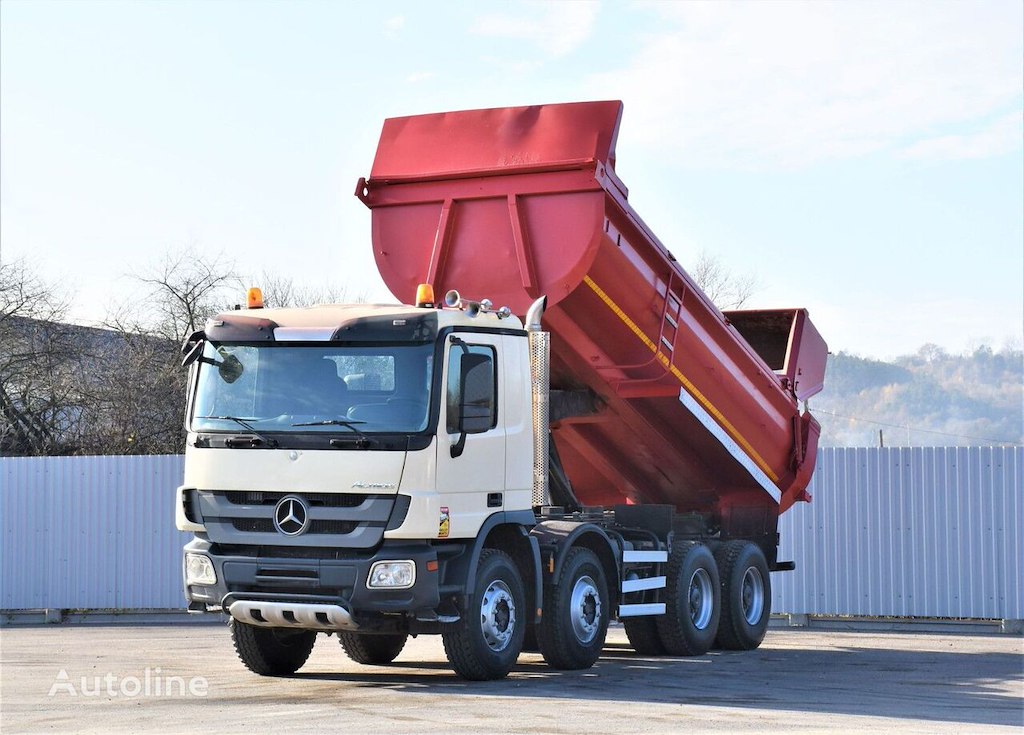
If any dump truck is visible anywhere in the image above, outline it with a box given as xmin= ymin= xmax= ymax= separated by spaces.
xmin=176 ymin=101 xmax=828 ymax=680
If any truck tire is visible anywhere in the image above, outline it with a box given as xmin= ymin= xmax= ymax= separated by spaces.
xmin=442 ymin=548 xmax=525 ymax=680
xmin=624 ymin=618 xmax=666 ymax=655
xmin=656 ymin=541 xmax=720 ymax=656
xmin=537 ymin=547 xmax=609 ymax=670
xmin=714 ymin=540 xmax=771 ymax=650
xmin=521 ymin=624 xmax=540 ymax=653
xmin=230 ymin=619 xmax=317 ymax=676
xmin=337 ymin=632 xmax=408 ymax=665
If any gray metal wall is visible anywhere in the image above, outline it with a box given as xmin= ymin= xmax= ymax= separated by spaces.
xmin=1 ymin=455 xmax=189 ymax=609
xmin=773 ymin=446 xmax=1023 ymax=619
xmin=1 ymin=448 xmax=1021 ymax=618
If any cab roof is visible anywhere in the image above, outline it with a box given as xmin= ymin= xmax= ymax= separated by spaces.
xmin=205 ymin=302 xmax=523 ymax=343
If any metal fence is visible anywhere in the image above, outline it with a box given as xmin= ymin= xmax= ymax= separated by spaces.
xmin=1 ymin=448 xmax=1021 ymax=619
xmin=1 ymin=455 xmax=189 ymax=610
xmin=775 ymin=446 xmax=1022 ymax=620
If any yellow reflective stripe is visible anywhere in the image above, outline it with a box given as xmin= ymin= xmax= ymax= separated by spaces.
xmin=582 ymin=275 xmax=779 ymax=483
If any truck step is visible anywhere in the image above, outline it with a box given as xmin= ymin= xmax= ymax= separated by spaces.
xmin=621 ymin=550 xmax=668 ymax=563
xmin=618 ymin=603 xmax=666 ymax=617
xmin=621 ymin=576 xmax=666 ymax=594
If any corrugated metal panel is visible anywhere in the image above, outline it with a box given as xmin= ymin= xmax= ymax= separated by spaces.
xmin=1 ymin=455 xmax=188 ymax=609
xmin=773 ymin=446 xmax=1023 ymax=619
xmin=2 ymin=450 xmax=1021 ymax=617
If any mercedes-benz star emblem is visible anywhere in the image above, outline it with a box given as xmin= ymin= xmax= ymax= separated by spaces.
xmin=273 ymin=495 xmax=310 ymax=536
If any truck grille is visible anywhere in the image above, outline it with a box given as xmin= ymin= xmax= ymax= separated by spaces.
xmin=229 ymin=517 xmax=360 ymax=535
xmin=223 ymin=491 xmax=366 ymax=508
xmin=199 ymin=490 xmax=394 ymax=549
xmin=231 ymin=519 xmax=275 ymax=533
xmin=310 ymin=520 xmax=359 ymax=534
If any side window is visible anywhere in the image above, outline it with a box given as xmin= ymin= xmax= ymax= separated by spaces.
xmin=446 ymin=344 xmax=497 ymax=433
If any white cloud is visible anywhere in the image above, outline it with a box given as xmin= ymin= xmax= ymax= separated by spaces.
xmin=477 ymin=56 xmax=543 ymax=75
xmin=585 ymin=1 xmax=1024 ymax=168
xmin=811 ymin=292 xmax=1024 ymax=360
xmin=900 ymin=111 xmax=1024 ymax=161
xmin=471 ymin=1 xmax=599 ymax=57
xmin=405 ymin=71 xmax=436 ymax=84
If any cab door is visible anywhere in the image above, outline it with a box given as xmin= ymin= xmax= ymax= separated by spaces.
xmin=434 ymin=334 xmax=505 ymax=539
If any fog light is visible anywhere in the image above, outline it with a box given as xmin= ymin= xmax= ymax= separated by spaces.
xmin=185 ymin=553 xmax=217 ymax=586
xmin=367 ymin=560 xmax=415 ymax=589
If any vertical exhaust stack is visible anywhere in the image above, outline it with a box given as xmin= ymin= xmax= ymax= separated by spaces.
xmin=526 ymin=297 xmax=550 ymax=508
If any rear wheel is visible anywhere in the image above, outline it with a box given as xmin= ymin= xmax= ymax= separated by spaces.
xmin=337 ymin=632 xmax=408 ymax=665
xmin=442 ymin=548 xmax=525 ymax=680
xmin=623 ymin=617 xmax=665 ymax=655
xmin=521 ymin=624 xmax=540 ymax=653
xmin=715 ymin=541 xmax=771 ymax=650
xmin=230 ymin=620 xmax=317 ymax=676
xmin=537 ymin=547 xmax=609 ymax=670
xmin=656 ymin=541 xmax=720 ymax=656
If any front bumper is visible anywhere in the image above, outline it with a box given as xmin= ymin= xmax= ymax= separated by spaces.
xmin=227 ymin=599 xmax=358 ymax=630
xmin=183 ymin=537 xmax=441 ymax=627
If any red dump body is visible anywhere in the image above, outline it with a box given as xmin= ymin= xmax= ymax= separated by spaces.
xmin=358 ymin=101 xmax=827 ymax=525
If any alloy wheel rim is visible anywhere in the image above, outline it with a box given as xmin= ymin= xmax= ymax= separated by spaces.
xmin=569 ymin=575 xmax=601 ymax=644
xmin=741 ymin=567 xmax=765 ymax=625
xmin=480 ymin=580 xmax=516 ymax=652
xmin=688 ymin=568 xmax=714 ymax=630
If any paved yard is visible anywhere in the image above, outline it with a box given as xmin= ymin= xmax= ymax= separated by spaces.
xmin=1 ymin=622 xmax=1021 ymax=733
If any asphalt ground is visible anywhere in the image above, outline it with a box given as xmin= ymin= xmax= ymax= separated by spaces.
xmin=1 ymin=622 xmax=1021 ymax=734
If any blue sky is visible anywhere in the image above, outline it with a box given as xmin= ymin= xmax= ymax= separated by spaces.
xmin=2 ymin=0 xmax=1021 ymax=359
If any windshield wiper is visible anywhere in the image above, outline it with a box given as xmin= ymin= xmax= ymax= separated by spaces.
xmin=292 ymin=419 xmax=367 ymax=430
xmin=292 ymin=419 xmax=373 ymax=447
xmin=197 ymin=415 xmax=279 ymax=448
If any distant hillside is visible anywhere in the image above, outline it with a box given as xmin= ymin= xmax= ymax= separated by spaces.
xmin=813 ymin=345 xmax=1023 ymax=447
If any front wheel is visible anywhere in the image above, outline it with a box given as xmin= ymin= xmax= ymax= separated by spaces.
xmin=337 ymin=632 xmax=408 ymax=664
xmin=537 ymin=547 xmax=609 ymax=670
xmin=442 ymin=548 xmax=525 ymax=680
xmin=715 ymin=541 xmax=771 ymax=650
xmin=230 ymin=620 xmax=317 ymax=676
xmin=656 ymin=541 xmax=720 ymax=656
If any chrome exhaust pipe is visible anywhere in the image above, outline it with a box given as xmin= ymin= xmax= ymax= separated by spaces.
xmin=525 ymin=296 xmax=546 ymax=332
xmin=526 ymin=296 xmax=549 ymax=507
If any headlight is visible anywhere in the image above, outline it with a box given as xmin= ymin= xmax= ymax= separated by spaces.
xmin=367 ymin=560 xmax=415 ymax=589
xmin=185 ymin=554 xmax=217 ymax=586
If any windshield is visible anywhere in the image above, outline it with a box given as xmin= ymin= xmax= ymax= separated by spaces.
xmin=191 ymin=342 xmax=433 ymax=434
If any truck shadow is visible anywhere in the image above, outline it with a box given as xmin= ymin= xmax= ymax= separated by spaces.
xmin=290 ymin=638 xmax=1023 ymax=728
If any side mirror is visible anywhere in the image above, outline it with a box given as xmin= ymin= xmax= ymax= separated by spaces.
xmin=450 ymin=352 xmax=495 ymax=458
xmin=218 ymin=354 xmax=244 ymax=384
xmin=458 ymin=353 xmax=495 ymax=433
xmin=181 ymin=340 xmax=205 ymax=368
xmin=180 ymin=328 xmax=206 ymax=355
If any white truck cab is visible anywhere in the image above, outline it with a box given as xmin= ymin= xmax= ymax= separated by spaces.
xmin=177 ymin=293 xmax=563 ymax=679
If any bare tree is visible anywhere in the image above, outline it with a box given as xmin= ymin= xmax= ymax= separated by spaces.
xmin=79 ymin=313 xmax=189 ymax=454
xmin=3 ymin=250 xmax=371 ymax=456
xmin=257 ymin=271 xmax=364 ymax=309
xmin=131 ymin=248 xmax=241 ymax=343
xmin=0 ymin=259 xmax=69 ymax=326
xmin=0 ymin=260 xmax=84 ymax=455
xmin=689 ymin=251 xmax=759 ymax=309
xmin=88 ymin=247 xmax=244 ymax=454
